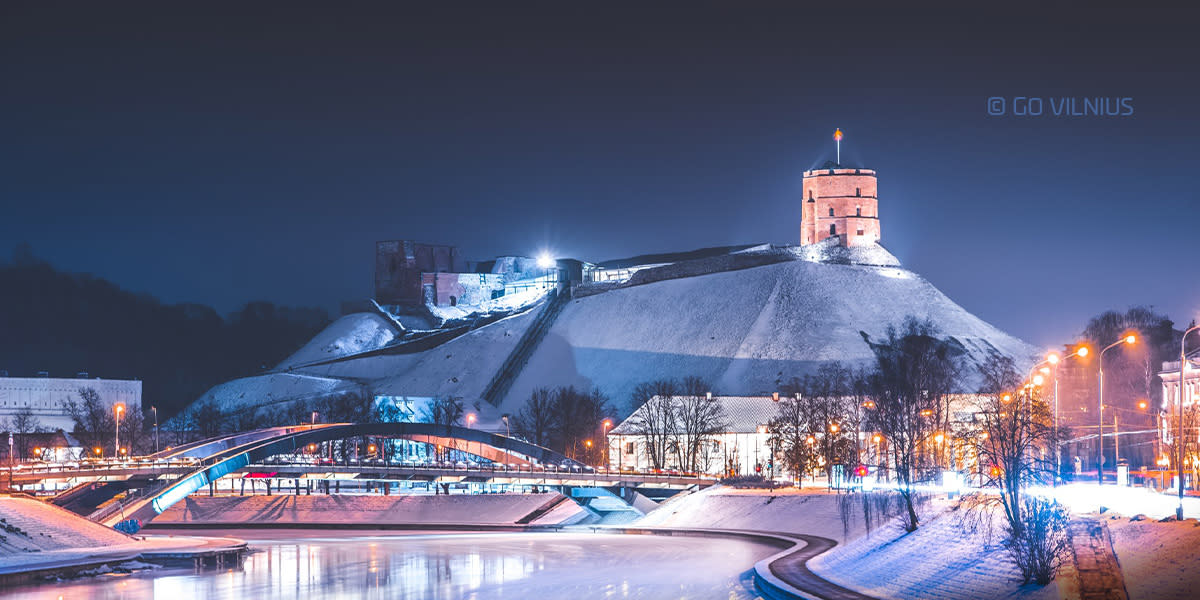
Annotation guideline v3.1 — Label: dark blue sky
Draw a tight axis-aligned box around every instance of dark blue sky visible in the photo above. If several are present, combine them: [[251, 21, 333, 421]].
[[2, 2, 1197, 349]]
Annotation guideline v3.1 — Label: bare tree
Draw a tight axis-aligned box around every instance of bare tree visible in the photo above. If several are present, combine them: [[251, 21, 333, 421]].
[[549, 386, 610, 463], [963, 354, 1069, 585], [674, 379, 726, 473], [424, 396, 465, 430], [864, 316, 961, 531], [628, 380, 678, 469], [10, 407, 41, 460], [191, 400, 226, 440], [769, 392, 816, 483], [65, 387, 115, 454], [513, 387, 555, 447]]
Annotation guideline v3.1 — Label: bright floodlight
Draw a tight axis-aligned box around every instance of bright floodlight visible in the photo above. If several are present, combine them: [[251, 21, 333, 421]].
[[536, 252, 555, 269]]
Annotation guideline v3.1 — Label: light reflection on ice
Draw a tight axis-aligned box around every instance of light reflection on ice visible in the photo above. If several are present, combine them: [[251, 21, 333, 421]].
[[8, 532, 774, 599]]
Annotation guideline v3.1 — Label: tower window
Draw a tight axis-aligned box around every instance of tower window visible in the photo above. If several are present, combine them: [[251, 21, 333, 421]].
[[808, 190, 813, 200], [857, 228, 865, 236], [856, 206, 862, 216], [828, 207, 834, 217], [856, 187, 861, 197], [829, 224, 837, 236]]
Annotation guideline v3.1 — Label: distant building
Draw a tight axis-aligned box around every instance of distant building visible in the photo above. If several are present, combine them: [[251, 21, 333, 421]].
[[800, 162, 880, 247], [1159, 357, 1200, 451], [608, 395, 781, 477], [0, 374, 142, 432], [375, 241, 465, 306]]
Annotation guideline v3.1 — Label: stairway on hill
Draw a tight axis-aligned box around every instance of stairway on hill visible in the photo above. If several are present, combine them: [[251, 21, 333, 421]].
[[481, 286, 571, 406]]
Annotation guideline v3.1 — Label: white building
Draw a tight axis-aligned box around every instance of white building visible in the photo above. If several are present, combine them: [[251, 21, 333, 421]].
[[0, 375, 142, 432], [1159, 357, 1200, 448], [607, 395, 781, 477]]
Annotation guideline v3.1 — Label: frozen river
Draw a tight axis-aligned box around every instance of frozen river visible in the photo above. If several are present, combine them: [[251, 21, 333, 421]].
[[8, 530, 778, 599]]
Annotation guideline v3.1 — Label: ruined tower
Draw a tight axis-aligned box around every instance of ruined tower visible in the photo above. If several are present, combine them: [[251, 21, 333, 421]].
[[800, 162, 880, 247]]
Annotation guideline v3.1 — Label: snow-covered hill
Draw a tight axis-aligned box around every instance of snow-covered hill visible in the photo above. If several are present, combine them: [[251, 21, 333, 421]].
[[180, 242, 1036, 423]]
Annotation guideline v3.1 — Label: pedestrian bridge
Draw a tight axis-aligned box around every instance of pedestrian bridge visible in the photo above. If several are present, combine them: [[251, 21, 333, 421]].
[[18, 423, 712, 525]]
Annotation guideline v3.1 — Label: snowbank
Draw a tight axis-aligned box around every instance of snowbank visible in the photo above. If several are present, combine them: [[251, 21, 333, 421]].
[[1109, 517, 1200, 600], [808, 500, 1059, 600], [276, 313, 398, 369], [634, 486, 873, 542], [0, 496, 132, 557]]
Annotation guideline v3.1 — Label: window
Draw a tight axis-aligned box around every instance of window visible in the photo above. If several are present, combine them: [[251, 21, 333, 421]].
[[830, 224, 837, 235], [856, 206, 862, 216], [625, 442, 635, 454], [856, 187, 861, 197], [808, 190, 813, 200], [828, 207, 835, 217], [857, 228, 865, 236], [449, 296, 457, 306]]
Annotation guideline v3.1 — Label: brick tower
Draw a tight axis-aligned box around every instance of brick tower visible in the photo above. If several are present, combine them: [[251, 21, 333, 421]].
[[800, 162, 880, 247]]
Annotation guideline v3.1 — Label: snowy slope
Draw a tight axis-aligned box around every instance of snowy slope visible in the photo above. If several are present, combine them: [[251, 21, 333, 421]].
[[276, 313, 399, 369], [181, 243, 1035, 422], [500, 251, 1036, 414]]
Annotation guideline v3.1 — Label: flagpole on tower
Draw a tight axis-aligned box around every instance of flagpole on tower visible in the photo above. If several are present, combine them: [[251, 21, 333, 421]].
[[833, 128, 843, 165]]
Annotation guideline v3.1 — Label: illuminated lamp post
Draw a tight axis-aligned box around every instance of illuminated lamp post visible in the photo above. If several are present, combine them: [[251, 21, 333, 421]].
[[602, 419, 612, 471], [1177, 324, 1200, 520], [466, 413, 476, 463], [1098, 335, 1136, 486], [113, 403, 125, 459], [1032, 346, 1089, 481]]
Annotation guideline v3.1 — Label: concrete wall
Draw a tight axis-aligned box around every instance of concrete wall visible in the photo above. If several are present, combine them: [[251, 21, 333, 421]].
[[0, 376, 141, 432], [153, 493, 571, 526]]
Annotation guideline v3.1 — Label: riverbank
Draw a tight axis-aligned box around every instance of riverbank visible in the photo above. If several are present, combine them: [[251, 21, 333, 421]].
[[0, 495, 246, 584]]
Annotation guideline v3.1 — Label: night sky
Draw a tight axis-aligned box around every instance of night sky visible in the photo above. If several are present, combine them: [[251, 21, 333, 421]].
[[2, 2, 1197, 349]]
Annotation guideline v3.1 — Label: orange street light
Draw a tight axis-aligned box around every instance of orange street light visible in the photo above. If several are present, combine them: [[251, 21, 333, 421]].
[[1098, 334, 1138, 486], [1076, 346, 1089, 357], [93, 447, 102, 456], [585, 439, 593, 448], [1137, 400, 1148, 410]]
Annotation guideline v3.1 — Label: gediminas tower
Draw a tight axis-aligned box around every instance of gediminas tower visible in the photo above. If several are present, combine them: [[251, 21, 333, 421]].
[[800, 131, 880, 247]]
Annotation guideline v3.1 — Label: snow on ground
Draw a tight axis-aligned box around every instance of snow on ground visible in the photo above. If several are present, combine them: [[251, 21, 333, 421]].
[[0, 496, 132, 557], [181, 244, 1034, 421], [174, 372, 358, 422], [153, 493, 573, 526], [426, 286, 550, 322], [276, 312, 398, 369], [808, 499, 1059, 600], [1047, 483, 1200, 520], [1109, 517, 1200, 600], [504, 253, 1036, 414], [634, 486, 872, 542]]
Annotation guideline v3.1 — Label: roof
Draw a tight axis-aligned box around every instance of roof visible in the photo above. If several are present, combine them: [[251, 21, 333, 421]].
[[610, 395, 783, 435]]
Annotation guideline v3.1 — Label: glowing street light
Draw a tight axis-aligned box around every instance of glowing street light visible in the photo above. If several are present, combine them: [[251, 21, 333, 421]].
[[1098, 334, 1137, 486], [113, 403, 125, 459], [536, 252, 555, 269]]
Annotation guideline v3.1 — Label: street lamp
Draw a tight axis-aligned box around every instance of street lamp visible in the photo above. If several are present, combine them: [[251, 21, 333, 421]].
[[466, 413, 476, 462], [602, 419, 612, 470], [113, 403, 125, 459], [1034, 346, 1089, 481], [1177, 324, 1200, 519], [152, 406, 159, 454], [1098, 334, 1136, 486]]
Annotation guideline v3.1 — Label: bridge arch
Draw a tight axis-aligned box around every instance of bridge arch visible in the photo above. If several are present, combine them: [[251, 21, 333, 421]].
[[129, 423, 580, 523]]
